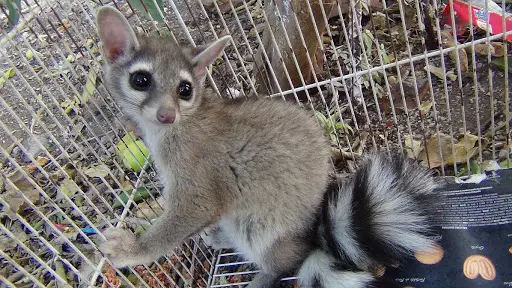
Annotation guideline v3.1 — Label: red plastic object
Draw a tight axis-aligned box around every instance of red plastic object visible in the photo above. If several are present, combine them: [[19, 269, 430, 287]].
[[441, 0, 512, 42]]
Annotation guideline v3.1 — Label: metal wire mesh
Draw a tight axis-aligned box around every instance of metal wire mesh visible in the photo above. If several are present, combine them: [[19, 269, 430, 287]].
[[0, 0, 510, 287]]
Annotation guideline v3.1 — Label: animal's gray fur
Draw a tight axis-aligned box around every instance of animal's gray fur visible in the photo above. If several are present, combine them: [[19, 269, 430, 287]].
[[96, 7, 441, 287]]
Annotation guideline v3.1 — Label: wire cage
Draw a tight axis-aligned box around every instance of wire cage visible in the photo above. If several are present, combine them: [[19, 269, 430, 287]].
[[0, 0, 510, 287]]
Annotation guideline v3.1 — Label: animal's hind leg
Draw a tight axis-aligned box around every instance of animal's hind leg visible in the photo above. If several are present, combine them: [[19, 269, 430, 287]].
[[247, 234, 313, 288], [200, 225, 233, 250]]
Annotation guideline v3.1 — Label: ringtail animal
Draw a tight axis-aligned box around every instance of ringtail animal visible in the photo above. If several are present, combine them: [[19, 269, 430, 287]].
[[96, 6, 440, 288]]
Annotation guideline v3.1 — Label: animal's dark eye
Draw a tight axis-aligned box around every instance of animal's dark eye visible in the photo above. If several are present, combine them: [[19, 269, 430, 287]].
[[130, 71, 152, 91], [177, 80, 193, 101]]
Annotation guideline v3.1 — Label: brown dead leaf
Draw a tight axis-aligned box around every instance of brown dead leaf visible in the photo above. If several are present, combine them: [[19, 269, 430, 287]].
[[227, 275, 243, 283], [380, 79, 428, 114], [455, 49, 469, 73], [471, 43, 495, 57], [441, 29, 469, 73], [248, 23, 265, 38], [1, 171, 40, 217], [83, 164, 110, 178], [135, 197, 164, 220], [491, 42, 506, 57], [425, 65, 457, 81], [404, 135, 423, 159], [57, 23, 71, 32], [23, 156, 49, 174], [419, 132, 478, 167]]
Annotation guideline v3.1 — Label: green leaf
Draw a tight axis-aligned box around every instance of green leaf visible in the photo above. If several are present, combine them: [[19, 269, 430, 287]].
[[334, 122, 354, 134], [128, 0, 165, 22], [59, 177, 80, 197], [380, 44, 391, 64], [362, 30, 374, 58], [81, 67, 98, 104], [465, 160, 501, 175], [83, 164, 110, 178], [491, 56, 512, 73], [55, 212, 64, 223], [371, 71, 382, 83], [455, 166, 469, 177], [4, 0, 21, 30], [134, 224, 152, 236], [60, 99, 79, 115], [25, 50, 34, 60], [3, 67, 15, 79], [419, 101, 433, 116], [500, 159, 512, 168], [314, 111, 328, 128], [470, 160, 481, 174], [66, 54, 75, 63], [112, 187, 156, 209], [55, 260, 67, 282], [330, 133, 338, 145], [63, 162, 77, 179]]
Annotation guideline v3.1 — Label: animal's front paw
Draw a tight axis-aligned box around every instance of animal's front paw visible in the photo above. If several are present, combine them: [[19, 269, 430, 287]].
[[99, 228, 145, 268], [123, 117, 143, 138]]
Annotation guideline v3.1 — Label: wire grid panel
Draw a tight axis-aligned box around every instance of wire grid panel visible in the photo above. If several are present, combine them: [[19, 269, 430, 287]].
[[0, 0, 511, 287]]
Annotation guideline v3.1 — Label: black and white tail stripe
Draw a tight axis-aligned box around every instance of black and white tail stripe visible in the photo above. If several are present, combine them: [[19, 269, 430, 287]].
[[298, 152, 441, 288]]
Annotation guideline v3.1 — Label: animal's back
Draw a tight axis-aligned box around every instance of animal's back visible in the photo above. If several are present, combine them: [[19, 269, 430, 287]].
[[192, 96, 331, 264], [196, 95, 331, 205]]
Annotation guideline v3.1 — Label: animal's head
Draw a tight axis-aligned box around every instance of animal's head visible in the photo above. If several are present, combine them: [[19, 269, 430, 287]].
[[96, 6, 231, 125]]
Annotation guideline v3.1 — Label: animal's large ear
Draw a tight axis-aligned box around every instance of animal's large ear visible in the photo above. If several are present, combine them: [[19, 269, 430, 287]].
[[191, 36, 231, 79], [96, 6, 140, 63]]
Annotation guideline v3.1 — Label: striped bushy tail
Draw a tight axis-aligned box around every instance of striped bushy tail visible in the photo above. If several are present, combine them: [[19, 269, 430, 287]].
[[298, 152, 441, 288]]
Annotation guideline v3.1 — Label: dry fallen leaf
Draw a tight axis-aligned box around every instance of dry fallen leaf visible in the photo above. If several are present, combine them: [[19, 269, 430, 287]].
[[81, 67, 99, 104], [1, 170, 40, 217], [404, 135, 423, 159], [419, 132, 479, 168], [471, 43, 495, 57], [23, 156, 50, 174], [57, 23, 72, 32], [135, 197, 164, 220], [83, 164, 110, 178], [441, 29, 469, 73], [247, 23, 265, 38], [491, 42, 506, 57], [425, 65, 457, 81], [419, 100, 433, 117], [59, 177, 80, 197], [454, 49, 469, 73]]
